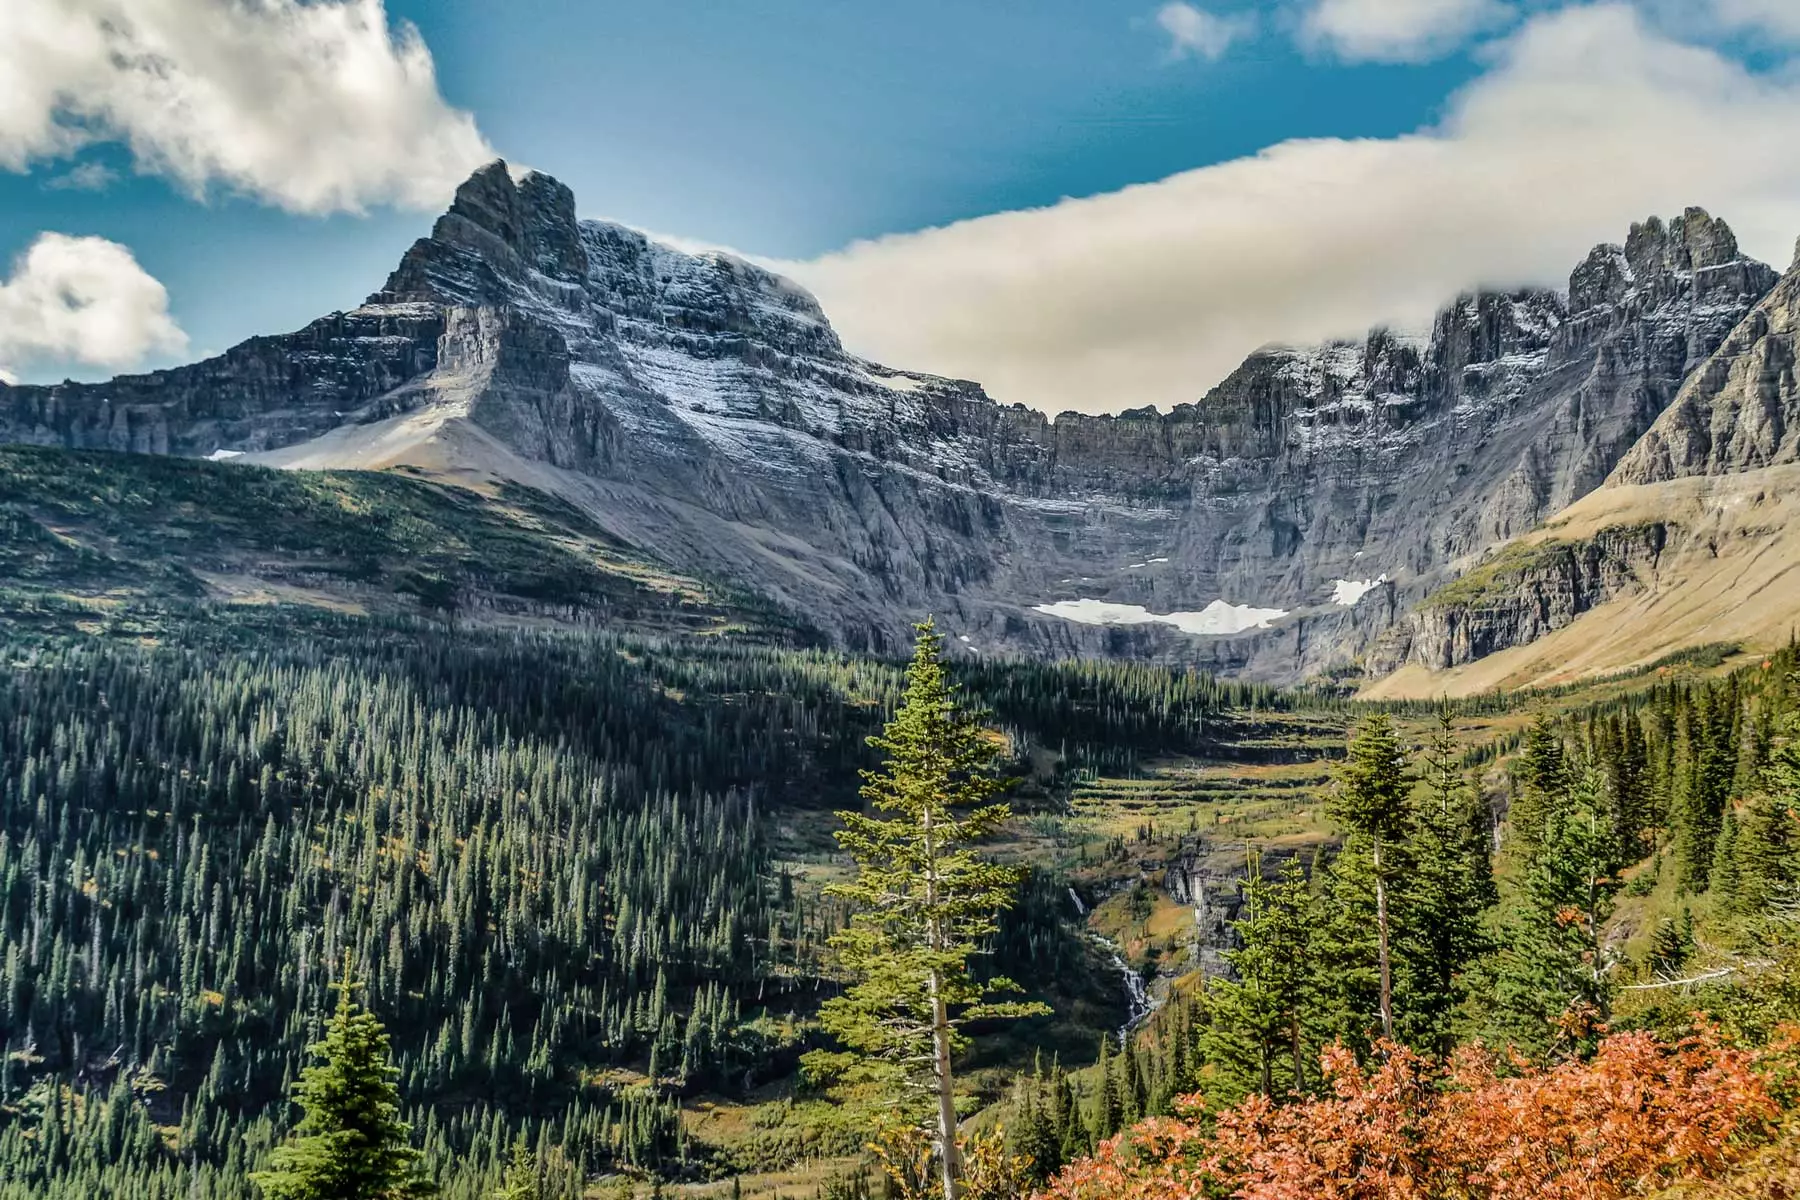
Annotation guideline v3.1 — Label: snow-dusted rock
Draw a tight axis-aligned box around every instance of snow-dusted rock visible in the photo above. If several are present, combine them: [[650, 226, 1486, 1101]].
[[0, 163, 1780, 679]]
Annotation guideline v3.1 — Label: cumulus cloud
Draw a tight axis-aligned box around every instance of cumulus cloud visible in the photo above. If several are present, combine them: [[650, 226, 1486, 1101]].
[[1155, 3, 1256, 61], [785, 4, 1800, 415], [1299, 0, 1515, 62], [0, 234, 188, 381], [0, 0, 494, 214]]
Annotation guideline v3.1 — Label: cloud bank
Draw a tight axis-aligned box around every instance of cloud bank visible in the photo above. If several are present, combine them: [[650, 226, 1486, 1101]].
[[786, 4, 1800, 415], [0, 234, 188, 383], [0, 0, 494, 214]]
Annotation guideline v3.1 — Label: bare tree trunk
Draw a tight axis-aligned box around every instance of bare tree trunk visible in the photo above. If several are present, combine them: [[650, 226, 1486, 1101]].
[[923, 806, 959, 1200], [1374, 836, 1394, 1043], [1290, 1017, 1304, 1094], [931, 969, 960, 1200]]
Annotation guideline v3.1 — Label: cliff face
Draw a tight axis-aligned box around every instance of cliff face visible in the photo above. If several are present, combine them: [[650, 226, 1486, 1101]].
[[1389, 231, 1800, 685], [0, 306, 443, 455], [0, 164, 1779, 676], [1374, 524, 1672, 672], [1611, 243, 1800, 484]]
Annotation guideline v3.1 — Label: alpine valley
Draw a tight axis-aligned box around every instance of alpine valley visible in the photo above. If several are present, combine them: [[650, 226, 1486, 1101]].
[[6, 161, 1800, 1200], [7, 161, 1797, 689]]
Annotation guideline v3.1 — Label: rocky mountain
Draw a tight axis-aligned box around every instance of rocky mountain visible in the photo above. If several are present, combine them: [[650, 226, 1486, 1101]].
[[0, 162, 1782, 680], [1612, 240, 1800, 484], [1369, 246, 1800, 697]]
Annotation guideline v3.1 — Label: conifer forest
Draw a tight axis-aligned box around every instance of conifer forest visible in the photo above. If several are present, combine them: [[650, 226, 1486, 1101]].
[[1, 457, 1799, 1200]]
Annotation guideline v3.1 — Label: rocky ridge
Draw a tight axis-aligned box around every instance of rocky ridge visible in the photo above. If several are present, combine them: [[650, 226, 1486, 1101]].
[[1383, 235, 1800, 686], [0, 163, 1780, 678]]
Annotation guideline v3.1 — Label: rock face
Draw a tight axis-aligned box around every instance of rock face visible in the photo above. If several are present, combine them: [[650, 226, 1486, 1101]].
[[0, 165, 1779, 677], [1374, 524, 1673, 672], [1165, 840, 1320, 977], [1611, 242, 1800, 484], [0, 306, 443, 455]]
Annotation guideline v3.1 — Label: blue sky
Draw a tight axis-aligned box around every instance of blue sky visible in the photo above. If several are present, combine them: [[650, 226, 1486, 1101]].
[[6, 1, 1800, 411]]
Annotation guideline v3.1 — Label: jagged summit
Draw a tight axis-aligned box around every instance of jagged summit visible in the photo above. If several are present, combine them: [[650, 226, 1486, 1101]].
[[0, 172, 1784, 679]]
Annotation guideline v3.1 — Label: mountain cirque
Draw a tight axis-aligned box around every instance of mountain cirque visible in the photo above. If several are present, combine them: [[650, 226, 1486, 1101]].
[[2, 161, 1791, 683]]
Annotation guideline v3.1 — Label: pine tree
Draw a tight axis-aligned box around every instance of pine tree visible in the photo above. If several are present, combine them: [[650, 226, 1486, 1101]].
[[252, 957, 435, 1200], [1673, 690, 1732, 891], [1648, 909, 1695, 976], [802, 621, 1048, 1200], [1203, 853, 1314, 1098], [1508, 716, 1568, 863], [1010, 1059, 1062, 1183], [1395, 713, 1495, 1055], [1735, 722, 1800, 915], [1479, 767, 1618, 1059], [493, 1138, 541, 1200], [1329, 716, 1412, 1043]]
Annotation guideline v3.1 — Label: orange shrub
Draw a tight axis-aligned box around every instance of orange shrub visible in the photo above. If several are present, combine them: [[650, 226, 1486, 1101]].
[[1042, 1027, 1782, 1200]]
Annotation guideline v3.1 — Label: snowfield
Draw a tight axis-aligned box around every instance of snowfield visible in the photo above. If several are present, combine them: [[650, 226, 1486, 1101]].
[[1330, 576, 1389, 606], [1033, 597, 1287, 636]]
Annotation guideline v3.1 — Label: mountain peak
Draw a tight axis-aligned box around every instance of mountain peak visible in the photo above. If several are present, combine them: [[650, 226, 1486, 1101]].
[[1568, 208, 1770, 314], [376, 159, 587, 303]]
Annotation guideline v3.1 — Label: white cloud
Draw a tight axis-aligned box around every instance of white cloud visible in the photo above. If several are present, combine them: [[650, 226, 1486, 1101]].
[[1300, 0, 1515, 62], [786, 4, 1800, 416], [1155, 3, 1256, 60], [0, 234, 188, 380], [45, 162, 118, 192], [0, 0, 494, 214]]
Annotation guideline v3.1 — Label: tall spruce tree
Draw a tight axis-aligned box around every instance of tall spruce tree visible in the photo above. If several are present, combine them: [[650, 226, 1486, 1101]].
[[1203, 852, 1315, 1098], [1735, 720, 1800, 915], [252, 957, 435, 1200], [803, 621, 1047, 1200], [1480, 767, 1619, 1059], [1508, 716, 1568, 863], [1329, 716, 1413, 1043], [1395, 713, 1495, 1055], [493, 1139, 542, 1200], [1674, 689, 1733, 891]]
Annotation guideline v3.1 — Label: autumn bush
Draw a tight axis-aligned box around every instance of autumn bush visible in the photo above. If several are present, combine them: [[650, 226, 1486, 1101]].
[[1042, 1026, 1788, 1200]]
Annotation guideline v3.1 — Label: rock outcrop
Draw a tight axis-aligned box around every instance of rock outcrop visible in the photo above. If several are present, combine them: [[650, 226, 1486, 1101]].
[[1374, 524, 1672, 672], [1611, 239, 1800, 484], [0, 165, 1779, 678]]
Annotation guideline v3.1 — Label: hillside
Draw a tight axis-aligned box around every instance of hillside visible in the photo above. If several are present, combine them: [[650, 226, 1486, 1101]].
[[2, 164, 1782, 681], [1369, 240, 1800, 697], [0, 445, 786, 640]]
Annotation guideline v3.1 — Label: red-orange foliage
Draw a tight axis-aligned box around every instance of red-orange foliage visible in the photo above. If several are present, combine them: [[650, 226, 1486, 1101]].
[[1041, 1027, 1782, 1200]]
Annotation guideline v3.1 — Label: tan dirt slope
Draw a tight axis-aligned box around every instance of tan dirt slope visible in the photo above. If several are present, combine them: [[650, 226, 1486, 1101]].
[[1363, 462, 1800, 699]]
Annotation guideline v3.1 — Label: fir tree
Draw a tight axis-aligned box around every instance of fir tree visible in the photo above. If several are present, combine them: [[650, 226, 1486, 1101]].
[[493, 1138, 542, 1200], [1329, 716, 1413, 1043], [1203, 853, 1315, 1098], [802, 621, 1048, 1200], [1394, 713, 1494, 1055], [1480, 767, 1619, 1059], [252, 957, 435, 1200], [1648, 909, 1695, 977], [1735, 722, 1800, 915], [1508, 716, 1568, 863]]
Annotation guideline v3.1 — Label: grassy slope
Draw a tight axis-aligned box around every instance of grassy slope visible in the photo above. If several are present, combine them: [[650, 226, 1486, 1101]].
[[1369, 462, 1800, 699], [0, 445, 797, 639]]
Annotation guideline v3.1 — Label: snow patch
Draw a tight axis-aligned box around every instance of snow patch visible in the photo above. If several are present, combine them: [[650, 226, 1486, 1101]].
[[1330, 576, 1389, 606], [870, 372, 926, 393], [206, 449, 244, 461], [1034, 597, 1286, 636]]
